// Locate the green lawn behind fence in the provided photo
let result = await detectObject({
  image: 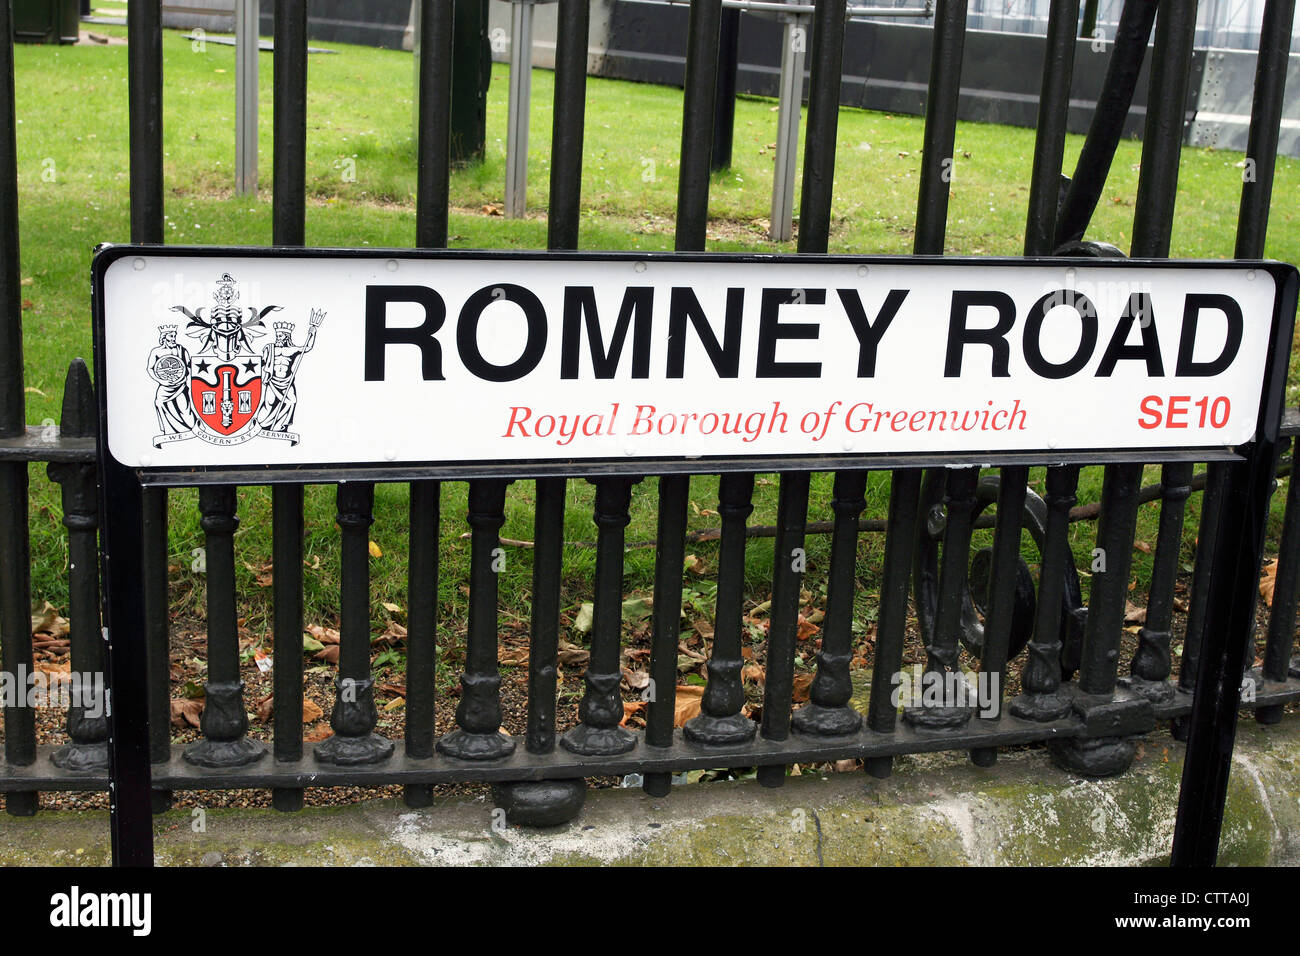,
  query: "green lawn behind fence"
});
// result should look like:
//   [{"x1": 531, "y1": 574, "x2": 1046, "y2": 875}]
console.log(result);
[{"x1": 12, "y1": 18, "x2": 1300, "y2": 668}]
